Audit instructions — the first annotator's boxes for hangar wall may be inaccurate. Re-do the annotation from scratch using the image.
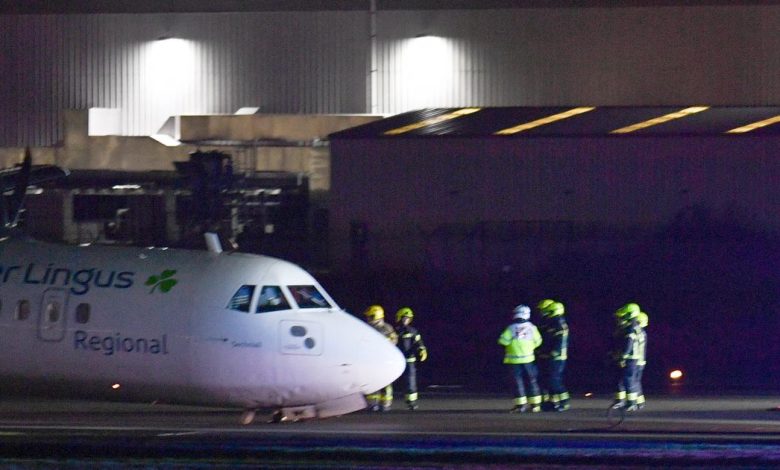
[0,11,369,146]
[329,136,780,271]
[4,5,780,146]
[374,6,780,112]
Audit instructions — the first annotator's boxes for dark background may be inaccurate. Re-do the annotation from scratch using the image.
[321,213,779,396]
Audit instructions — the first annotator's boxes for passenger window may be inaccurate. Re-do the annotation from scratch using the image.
[288,285,331,309]
[75,303,90,324]
[16,300,30,320]
[46,302,60,323]
[227,285,255,312]
[256,286,291,313]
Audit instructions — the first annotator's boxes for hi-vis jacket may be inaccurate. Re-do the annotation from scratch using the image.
[498,320,543,364]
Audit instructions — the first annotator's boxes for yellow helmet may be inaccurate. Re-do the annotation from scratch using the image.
[546,302,565,317]
[364,305,384,321]
[637,311,648,328]
[615,303,641,322]
[396,307,414,323]
[537,299,555,312]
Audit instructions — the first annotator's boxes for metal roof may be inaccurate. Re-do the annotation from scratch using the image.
[2,1,763,14]
[329,106,780,138]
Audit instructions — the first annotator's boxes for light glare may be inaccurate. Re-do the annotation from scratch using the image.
[402,36,453,109]
[145,37,196,130]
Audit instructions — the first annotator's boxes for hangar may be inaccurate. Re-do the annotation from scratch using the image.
[329,106,780,274]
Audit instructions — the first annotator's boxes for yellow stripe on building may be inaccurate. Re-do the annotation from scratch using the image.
[726,115,780,134]
[383,108,482,135]
[494,107,595,135]
[610,106,709,134]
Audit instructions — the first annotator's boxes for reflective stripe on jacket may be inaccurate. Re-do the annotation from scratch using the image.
[397,324,426,362]
[620,322,645,361]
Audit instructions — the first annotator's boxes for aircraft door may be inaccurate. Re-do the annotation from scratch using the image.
[37,288,68,342]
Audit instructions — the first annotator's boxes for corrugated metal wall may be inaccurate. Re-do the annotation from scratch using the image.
[373,5,780,114]
[4,5,780,145]
[0,11,369,146]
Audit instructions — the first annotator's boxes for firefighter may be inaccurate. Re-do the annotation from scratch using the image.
[498,304,543,413]
[395,307,428,410]
[612,302,644,411]
[635,311,648,409]
[364,305,398,411]
[536,300,570,411]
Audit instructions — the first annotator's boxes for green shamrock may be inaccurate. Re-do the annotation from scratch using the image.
[145,269,178,293]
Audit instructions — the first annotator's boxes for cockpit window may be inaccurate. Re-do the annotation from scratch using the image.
[256,286,291,313]
[227,285,255,312]
[288,285,331,309]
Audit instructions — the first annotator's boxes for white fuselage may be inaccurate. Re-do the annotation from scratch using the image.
[0,237,405,412]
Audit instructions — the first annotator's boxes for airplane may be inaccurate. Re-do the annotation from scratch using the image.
[0,150,405,424]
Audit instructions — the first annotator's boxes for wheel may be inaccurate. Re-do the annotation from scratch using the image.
[269,410,285,423]
[240,409,256,425]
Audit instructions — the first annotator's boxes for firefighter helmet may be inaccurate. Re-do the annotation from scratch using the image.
[537,299,555,312]
[546,302,565,317]
[637,311,648,328]
[615,303,641,321]
[364,305,385,321]
[396,307,414,323]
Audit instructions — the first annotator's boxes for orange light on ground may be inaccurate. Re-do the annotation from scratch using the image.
[669,369,683,380]
[112,383,121,390]
[584,392,593,398]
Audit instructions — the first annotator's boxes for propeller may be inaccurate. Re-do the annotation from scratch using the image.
[0,148,69,229]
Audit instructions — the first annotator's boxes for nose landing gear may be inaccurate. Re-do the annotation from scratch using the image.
[240,409,256,425]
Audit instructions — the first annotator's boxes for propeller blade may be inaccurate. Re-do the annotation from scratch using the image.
[8,148,32,226]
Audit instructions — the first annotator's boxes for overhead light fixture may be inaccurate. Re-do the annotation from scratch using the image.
[494,107,595,135]
[726,115,780,134]
[401,35,454,110]
[384,108,481,135]
[610,106,709,134]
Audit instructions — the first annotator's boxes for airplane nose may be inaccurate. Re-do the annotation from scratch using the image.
[359,328,406,394]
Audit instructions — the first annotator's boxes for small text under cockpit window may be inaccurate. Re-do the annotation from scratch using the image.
[256,286,291,313]
[288,285,331,309]
[227,285,255,312]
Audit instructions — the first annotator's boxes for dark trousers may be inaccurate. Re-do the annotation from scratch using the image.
[544,359,568,401]
[634,364,645,403]
[617,359,639,403]
[510,362,541,403]
[403,361,418,402]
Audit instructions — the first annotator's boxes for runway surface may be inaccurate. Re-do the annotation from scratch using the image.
[0,394,778,468]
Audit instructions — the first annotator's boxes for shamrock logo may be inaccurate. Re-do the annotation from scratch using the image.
[145,269,178,294]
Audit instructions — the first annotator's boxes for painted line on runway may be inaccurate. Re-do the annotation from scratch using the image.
[0,424,778,442]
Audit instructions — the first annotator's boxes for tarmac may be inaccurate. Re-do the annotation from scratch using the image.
[0,393,778,468]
